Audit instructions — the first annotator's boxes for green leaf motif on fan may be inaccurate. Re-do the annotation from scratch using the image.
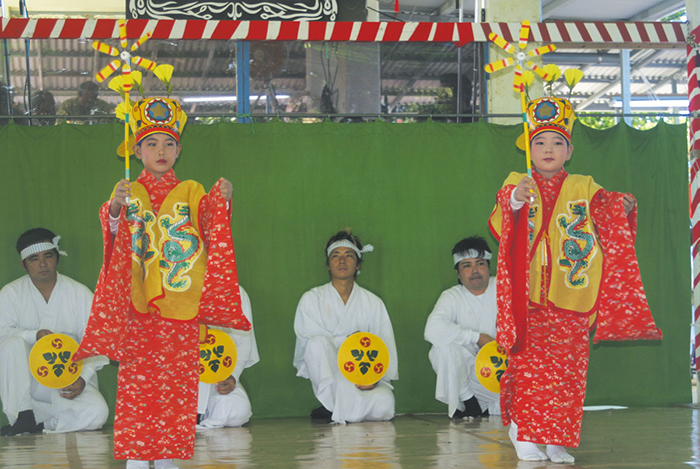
[359,362,370,375]
[53,364,65,377]
[43,352,57,365]
[58,351,71,364]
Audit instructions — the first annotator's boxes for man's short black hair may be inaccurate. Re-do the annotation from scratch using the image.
[325,228,363,277]
[32,90,56,114]
[17,228,59,265]
[452,236,491,270]
[78,81,99,98]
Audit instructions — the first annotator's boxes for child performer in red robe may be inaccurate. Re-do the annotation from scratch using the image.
[489,97,662,464]
[74,98,251,469]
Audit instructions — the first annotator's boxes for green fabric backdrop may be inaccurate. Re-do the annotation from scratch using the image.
[0,118,690,426]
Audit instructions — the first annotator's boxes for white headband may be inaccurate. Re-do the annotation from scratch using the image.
[453,249,491,266]
[326,240,374,259]
[20,235,68,261]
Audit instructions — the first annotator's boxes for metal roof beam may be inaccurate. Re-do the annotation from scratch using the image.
[36,45,43,91]
[380,74,678,84]
[387,60,438,109]
[627,0,685,21]
[646,70,684,93]
[543,0,579,19]
[543,52,683,66]
[23,70,683,86]
[576,49,668,110]
[434,0,457,17]
[188,43,216,114]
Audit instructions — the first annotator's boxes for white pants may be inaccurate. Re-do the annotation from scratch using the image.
[0,336,108,432]
[304,335,395,424]
[429,342,501,417]
[197,381,252,428]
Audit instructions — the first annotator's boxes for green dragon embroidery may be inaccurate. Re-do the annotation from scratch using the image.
[528,205,538,244]
[557,201,595,288]
[159,203,200,290]
[127,199,155,277]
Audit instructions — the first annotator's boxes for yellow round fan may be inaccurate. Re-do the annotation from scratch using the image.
[29,333,83,389]
[475,340,508,393]
[199,328,237,384]
[337,332,389,386]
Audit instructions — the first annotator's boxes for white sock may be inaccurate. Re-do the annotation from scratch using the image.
[126,461,150,469]
[154,459,179,469]
[509,422,548,461]
[546,445,575,463]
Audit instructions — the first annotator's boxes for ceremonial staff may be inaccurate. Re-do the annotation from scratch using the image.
[92,19,158,195]
[483,20,556,178]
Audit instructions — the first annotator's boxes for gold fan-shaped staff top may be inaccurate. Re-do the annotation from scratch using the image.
[93,20,157,89]
[484,21,557,92]
[483,20,560,177]
[91,19,158,182]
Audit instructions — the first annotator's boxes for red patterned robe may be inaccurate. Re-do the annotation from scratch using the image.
[488,169,661,447]
[75,169,251,460]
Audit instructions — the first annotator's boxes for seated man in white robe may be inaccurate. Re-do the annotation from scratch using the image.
[0,228,109,436]
[424,236,500,419]
[197,285,259,428]
[294,229,398,424]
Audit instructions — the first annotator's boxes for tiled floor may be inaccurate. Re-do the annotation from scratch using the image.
[0,407,698,468]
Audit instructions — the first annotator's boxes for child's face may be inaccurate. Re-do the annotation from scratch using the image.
[134,133,181,180]
[530,132,573,179]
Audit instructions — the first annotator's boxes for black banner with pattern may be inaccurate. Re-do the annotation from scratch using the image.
[126,0,339,21]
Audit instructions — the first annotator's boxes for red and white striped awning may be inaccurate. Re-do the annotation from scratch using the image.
[687,24,700,375]
[0,18,688,47]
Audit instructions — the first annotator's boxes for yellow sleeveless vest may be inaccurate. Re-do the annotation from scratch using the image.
[492,172,603,314]
[115,180,208,320]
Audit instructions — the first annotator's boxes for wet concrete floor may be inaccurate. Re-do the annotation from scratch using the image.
[0,407,697,468]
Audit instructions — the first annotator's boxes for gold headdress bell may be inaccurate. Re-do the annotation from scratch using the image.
[117,97,188,157]
[516,97,576,151]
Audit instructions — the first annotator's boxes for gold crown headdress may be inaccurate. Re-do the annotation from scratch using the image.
[515,97,576,151]
[483,22,584,172]
[117,98,187,157]
[92,20,178,170]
